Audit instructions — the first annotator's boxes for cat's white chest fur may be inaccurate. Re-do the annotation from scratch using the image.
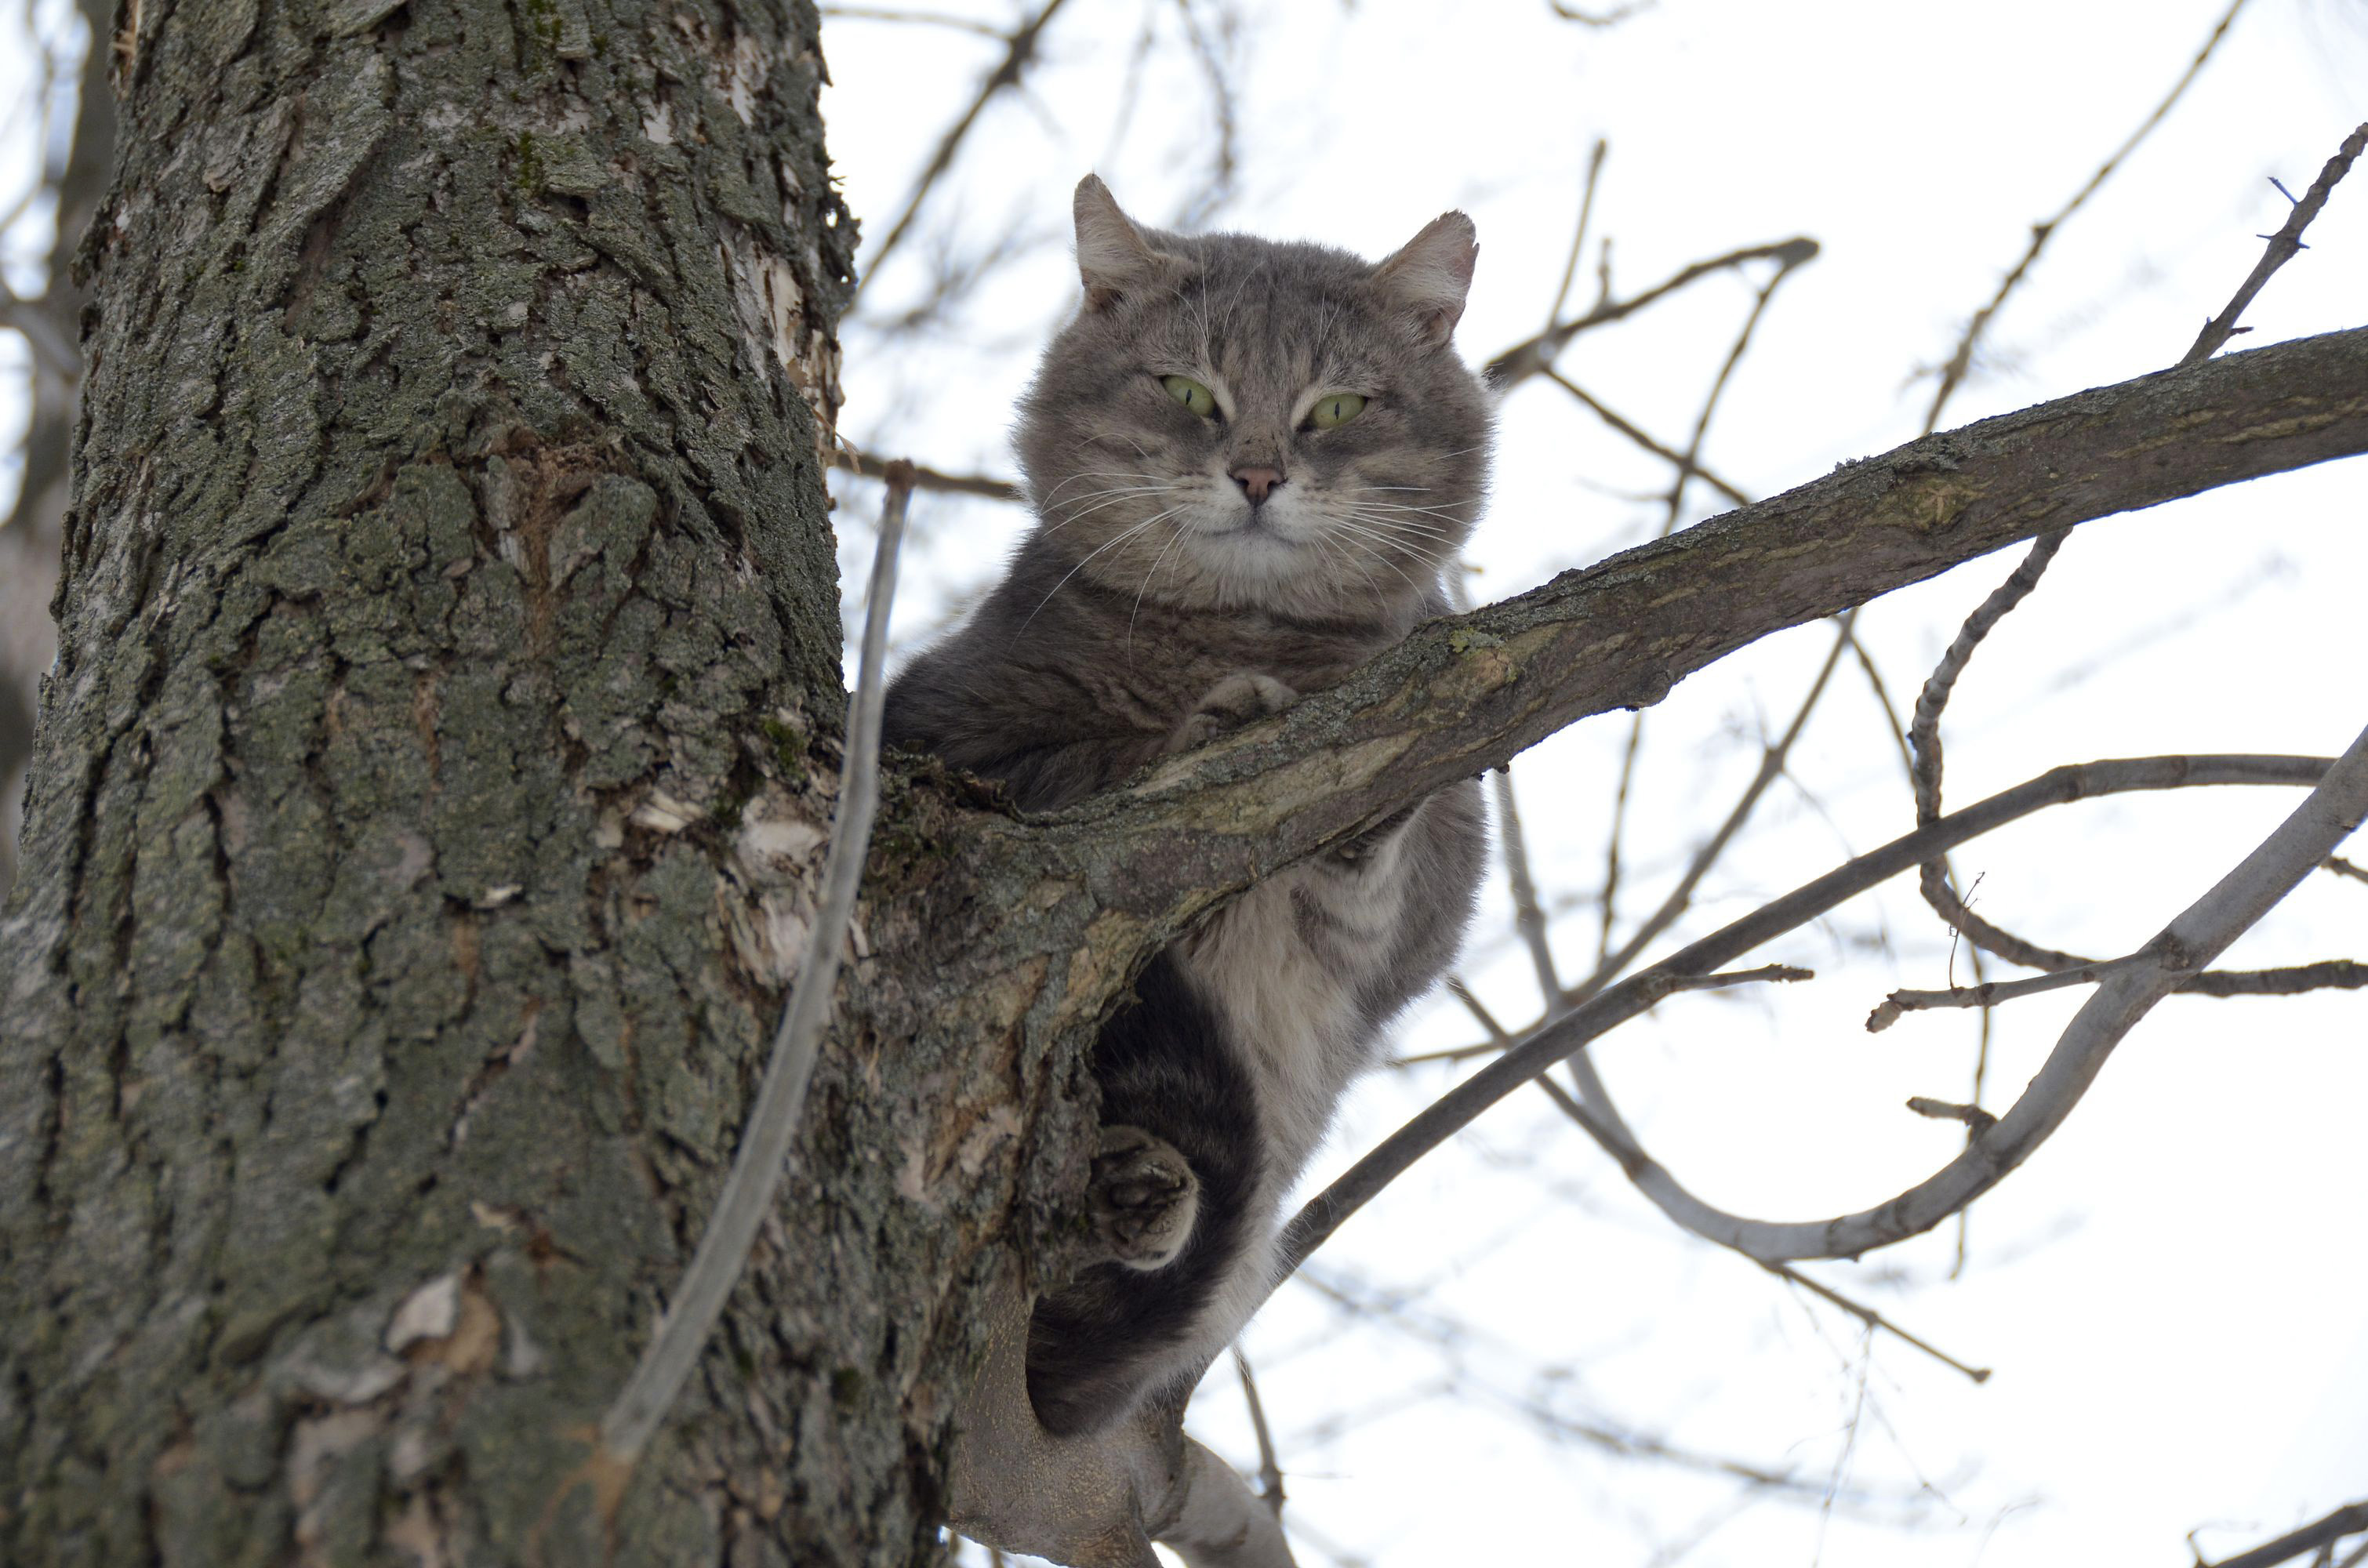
[1177,826,1414,1188]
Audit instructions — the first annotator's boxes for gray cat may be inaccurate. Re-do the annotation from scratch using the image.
[883,176,1491,1437]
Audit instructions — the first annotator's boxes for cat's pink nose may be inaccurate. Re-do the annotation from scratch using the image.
[1231,466,1284,505]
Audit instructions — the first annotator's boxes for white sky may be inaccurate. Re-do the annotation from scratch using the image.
[816,2,2367,1565]
[2,0,2361,1564]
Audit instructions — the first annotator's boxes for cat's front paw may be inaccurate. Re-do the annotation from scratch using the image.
[1165,672,1298,754]
[1089,1125,1200,1272]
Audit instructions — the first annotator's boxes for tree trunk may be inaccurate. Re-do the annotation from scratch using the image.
[0,3,1043,1563]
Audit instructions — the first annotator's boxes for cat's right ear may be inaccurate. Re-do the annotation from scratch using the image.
[1074,175,1176,311]
[1372,211,1479,348]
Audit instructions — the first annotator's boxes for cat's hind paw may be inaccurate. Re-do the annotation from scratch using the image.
[1090,1125,1200,1272]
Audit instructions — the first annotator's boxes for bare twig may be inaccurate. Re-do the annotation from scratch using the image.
[1914,622,2364,1007]
[2202,1502,2368,1568]
[819,3,1010,36]
[1906,118,2368,998]
[2181,122,2368,368]
[1446,572,1564,1007]
[1275,750,2337,1276]
[597,467,913,1465]
[1169,0,1239,229]
[1487,238,1819,389]
[1908,531,2068,829]
[832,444,1024,503]
[1870,958,2145,1030]
[857,0,1074,291]
[1530,1075,1991,1384]
[2322,854,2368,885]
[1289,1271,1918,1511]
[1543,139,1610,336]
[1538,368,1753,506]
[1233,1347,1285,1519]
[1495,769,1564,1000]
[1921,0,2249,429]
[1904,1097,1997,1132]
[1588,249,1807,967]
[1658,250,1807,526]
[1537,731,2368,1266]
[1571,616,1852,1007]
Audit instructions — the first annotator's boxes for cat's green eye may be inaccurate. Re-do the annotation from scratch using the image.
[1309,391,1367,430]
[1162,375,1219,419]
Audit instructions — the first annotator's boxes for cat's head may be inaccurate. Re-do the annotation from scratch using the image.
[1013,176,1492,623]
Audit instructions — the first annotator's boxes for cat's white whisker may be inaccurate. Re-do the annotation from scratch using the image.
[1012,508,1186,641]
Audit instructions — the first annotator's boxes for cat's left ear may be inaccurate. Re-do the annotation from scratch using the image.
[1372,211,1478,347]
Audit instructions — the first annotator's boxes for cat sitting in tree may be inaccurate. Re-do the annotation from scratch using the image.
[884,176,1491,1437]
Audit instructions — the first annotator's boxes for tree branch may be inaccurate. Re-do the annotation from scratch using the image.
[1922,0,2249,426]
[832,444,1025,503]
[1486,238,1820,389]
[2202,1501,2368,1568]
[1273,749,2339,1275]
[2182,122,2368,368]
[1042,327,2368,927]
[856,0,1074,291]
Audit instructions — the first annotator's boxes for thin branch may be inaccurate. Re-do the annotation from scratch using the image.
[1169,0,1239,230]
[1907,117,2366,996]
[1543,138,1610,335]
[1869,957,2145,1030]
[1538,368,1754,506]
[1233,1347,1285,1519]
[1548,733,2368,1265]
[819,3,1011,36]
[832,444,1024,503]
[2181,122,2368,368]
[1908,531,2364,1000]
[1273,750,2338,1277]
[2322,854,2368,885]
[1909,531,2068,829]
[2203,1502,2368,1568]
[1658,250,1807,528]
[1447,572,1564,1010]
[1571,615,1852,1007]
[597,467,914,1465]
[1905,1098,1996,1132]
[1586,249,1807,972]
[1921,0,2250,430]
[1290,1270,1916,1512]
[1595,710,1646,967]
[857,0,1074,291]
[1531,1073,1992,1385]
[1486,238,1820,389]
[1441,975,1511,1046]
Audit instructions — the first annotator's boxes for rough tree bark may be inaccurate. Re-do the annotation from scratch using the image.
[3,5,2365,1566]
[0,1,997,1563]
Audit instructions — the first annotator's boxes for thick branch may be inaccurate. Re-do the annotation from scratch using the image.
[1037,326,2368,925]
